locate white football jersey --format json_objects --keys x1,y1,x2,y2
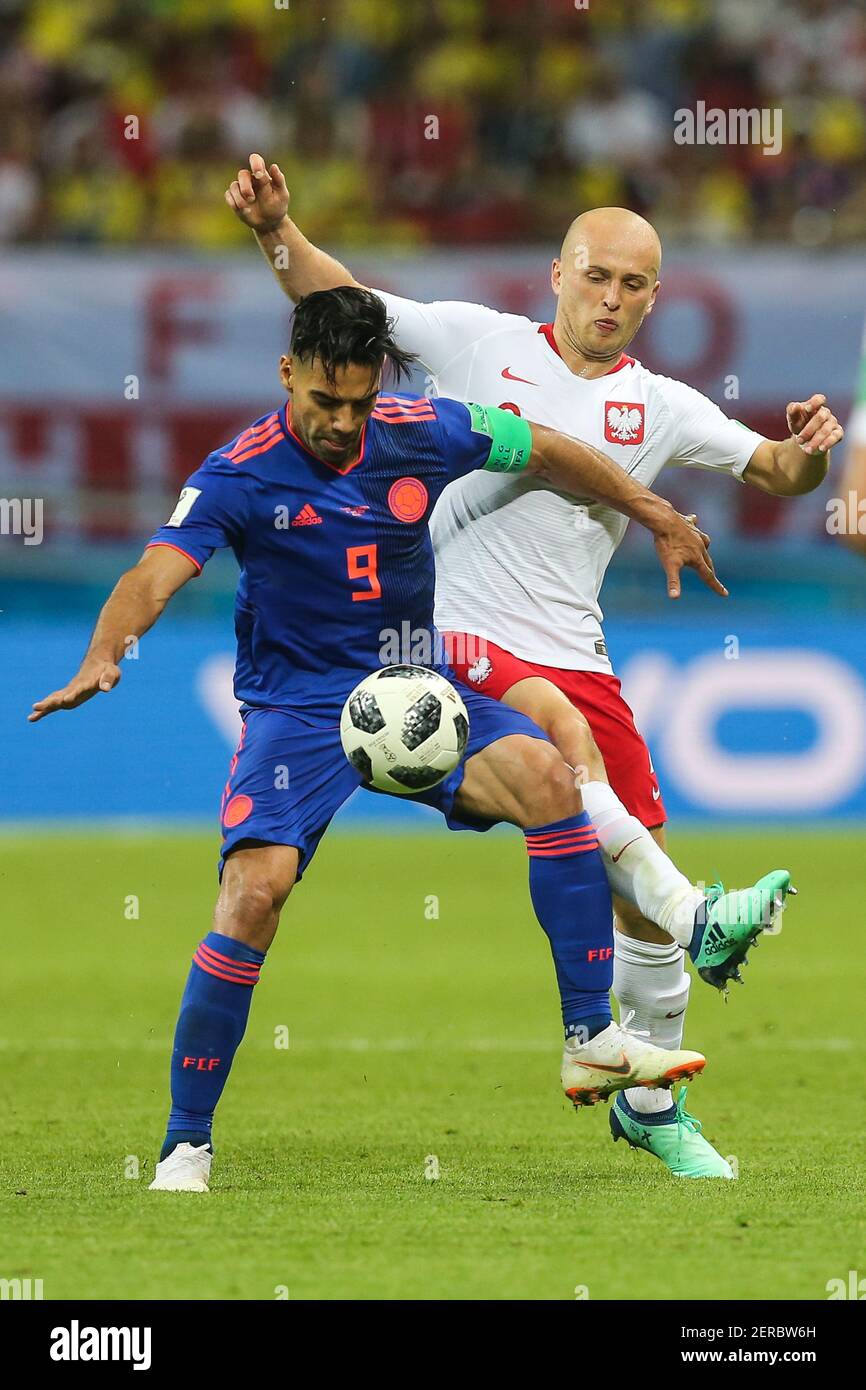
[{"x1": 374, "y1": 291, "x2": 766, "y2": 673}]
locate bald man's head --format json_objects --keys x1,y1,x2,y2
[
  {"x1": 551, "y1": 207, "x2": 662, "y2": 368},
  {"x1": 560, "y1": 208, "x2": 662, "y2": 280}
]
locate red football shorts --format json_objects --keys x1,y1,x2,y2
[{"x1": 443, "y1": 632, "x2": 666, "y2": 829}]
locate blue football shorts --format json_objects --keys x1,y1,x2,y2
[{"x1": 217, "y1": 680, "x2": 549, "y2": 881}]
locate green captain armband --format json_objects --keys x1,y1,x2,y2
[{"x1": 467, "y1": 402, "x2": 533, "y2": 473}]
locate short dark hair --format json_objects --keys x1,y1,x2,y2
[{"x1": 290, "y1": 287, "x2": 417, "y2": 387}]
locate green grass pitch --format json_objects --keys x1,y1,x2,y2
[{"x1": 2, "y1": 826, "x2": 865, "y2": 1302}]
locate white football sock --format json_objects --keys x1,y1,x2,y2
[
  {"x1": 580, "y1": 781, "x2": 703, "y2": 945},
  {"x1": 614, "y1": 931, "x2": 691, "y2": 1114}
]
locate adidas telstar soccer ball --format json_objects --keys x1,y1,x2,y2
[{"x1": 340, "y1": 665, "x2": 470, "y2": 794}]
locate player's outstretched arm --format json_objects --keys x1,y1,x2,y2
[
  {"x1": 28, "y1": 547, "x2": 197, "y2": 722},
  {"x1": 744, "y1": 394, "x2": 842, "y2": 496},
  {"x1": 225, "y1": 153, "x2": 362, "y2": 303},
  {"x1": 525, "y1": 420, "x2": 727, "y2": 599}
]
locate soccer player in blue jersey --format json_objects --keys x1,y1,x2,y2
[{"x1": 30, "y1": 289, "x2": 790, "y2": 1192}]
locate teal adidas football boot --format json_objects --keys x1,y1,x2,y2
[
  {"x1": 610, "y1": 1086, "x2": 733, "y2": 1179},
  {"x1": 691, "y1": 870, "x2": 795, "y2": 991}
]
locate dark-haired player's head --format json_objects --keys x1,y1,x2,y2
[{"x1": 280, "y1": 287, "x2": 417, "y2": 468}]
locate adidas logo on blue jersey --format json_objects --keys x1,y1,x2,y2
[{"x1": 291, "y1": 504, "x2": 323, "y2": 527}]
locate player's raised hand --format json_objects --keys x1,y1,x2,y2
[
  {"x1": 786, "y1": 394, "x2": 844, "y2": 456},
  {"x1": 29, "y1": 657, "x2": 122, "y2": 723},
  {"x1": 225, "y1": 153, "x2": 290, "y2": 234},
  {"x1": 654, "y1": 511, "x2": 728, "y2": 600}
]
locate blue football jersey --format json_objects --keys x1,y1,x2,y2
[{"x1": 147, "y1": 394, "x2": 495, "y2": 717}]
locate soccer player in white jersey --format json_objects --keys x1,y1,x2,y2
[
  {"x1": 839, "y1": 317, "x2": 866, "y2": 558},
  {"x1": 225, "y1": 154, "x2": 841, "y2": 1178}
]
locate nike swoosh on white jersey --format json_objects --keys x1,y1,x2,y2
[{"x1": 501, "y1": 366, "x2": 538, "y2": 385}]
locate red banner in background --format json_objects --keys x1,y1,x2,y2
[{"x1": 0, "y1": 404, "x2": 263, "y2": 540}]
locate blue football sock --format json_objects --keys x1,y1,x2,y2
[
  {"x1": 160, "y1": 931, "x2": 265, "y2": 1161},
  {"x1": 525, "y1": 812, "x2": 614, "y2": 1040}
]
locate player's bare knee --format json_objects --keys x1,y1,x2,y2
[
  {"x1": 550, "y1": 707, "x2": 605, "y2": 784},
  {"x1": 215, "y1": 853, "x2": 296, "y2": 946},
  {"x1": 614, "y1": 898, "x2": 672, "y2": 945},
  {"x1": 614, "y1": 898, "x2": 643, "y2": 935},
  {"x1": 514, "y1": 739, "x2": 583, "y2": 827},
  {"x1": 558, "y1": 704, "x2": 592, "y2": 743},
  {"x1": 218, "y1": 874, "x2": 277, "y2": 925}
]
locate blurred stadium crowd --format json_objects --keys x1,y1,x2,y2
[{"x1": 2, "y1": 0, "x2": 866, "y2": 249}]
